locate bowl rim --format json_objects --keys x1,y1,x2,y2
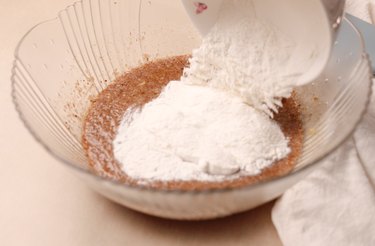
[{"x1": 11, "y1": 11, "x2": 373, "y2": 195}]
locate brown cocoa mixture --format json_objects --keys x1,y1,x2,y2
[{"x1": 82, "y1": 55, "x2": 303, "y2": 190}]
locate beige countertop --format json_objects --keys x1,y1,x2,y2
[{"x1": 0, "y1": 1, "x2": 282, "y2": 245}]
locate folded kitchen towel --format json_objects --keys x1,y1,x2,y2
[{"x1": 272, "y1": 1, "x2": 375, "y2": 245}]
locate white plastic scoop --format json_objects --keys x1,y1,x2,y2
[{"x1": 181, "y1": 0, "x2": 342, "y2": 86}]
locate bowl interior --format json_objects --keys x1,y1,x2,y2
[{"x1": 11, "y1": 0, "x2": 372, "y2": 218}]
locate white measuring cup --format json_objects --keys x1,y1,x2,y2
[{"x1": 181, "y1": 0, "x2": 346, "y2": 86}]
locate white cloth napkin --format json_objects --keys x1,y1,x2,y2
[{"x1": 272, "y1": 1, "x2": 375, "y2": 245}]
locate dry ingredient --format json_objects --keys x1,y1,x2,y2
[
  {"x1": 111, "y1": 0, "x2": 311, "y2": 182},
  {"x1": 113, "y1": 81, "x2": 290, "y2": 181}
]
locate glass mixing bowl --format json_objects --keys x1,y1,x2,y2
[{"x1": 11, "y1": 0, "x2": 372, "y2": 219}]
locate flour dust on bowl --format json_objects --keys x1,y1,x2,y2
[{"x1": 11, "y1": 0, "x2": 372, "y2": 220}]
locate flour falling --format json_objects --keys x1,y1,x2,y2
[
  {"x1": 182, "y1": 0, "x2": 309, "y2": 117},
  {"x1": 113, "y1": 0, "x2": 309, "y2": 182}
]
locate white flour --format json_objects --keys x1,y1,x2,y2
[
  {"x1": 182, "y1": 0, "x2": 302, "y2": 117},
  {"x1": 113, "y1": 81, "x2": 290, "y2": 181},
  {"x1": 113, "y1": 0, "x2": 308, "y2": 181}
]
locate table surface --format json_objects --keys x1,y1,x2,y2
[{"x1": 0, "y1": 1, "x2": 282, "y2": 245}]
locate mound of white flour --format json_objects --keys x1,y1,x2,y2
[
  {"x1": 113, "y1": 81, "x2": 290, "y2": 181},
  {"x1": 113, "y1": 0, "x2": 308, "y2": 181}
]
